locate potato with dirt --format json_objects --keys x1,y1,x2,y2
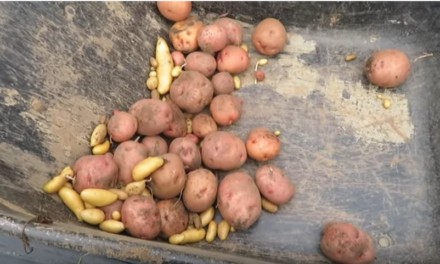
[
  {"x1": 252, "y1": 18, "x2": 287, "y2": 56},
  {"x1": 255, "y1": 165, "x2": 295, "y2": 205},
  {"x1": 217, "y1": 171, "x2": 262, "y2": 230},
  {"x1": 163, "y1": 100, "x2": 187, "y2": 138},
  {"x1": 141, "y1": 136, "x2": 168, "y2": 157},
  {"x1": 246, "y1": 127, "x2": 281, "y2": 162},
  {"x1": 197, "y1": 24, "x2": 228, "y2": 54},
  {"x1": 168, "y1": 137, "x2": 202, "y2": 172},
  {"x1": 214, "y1": 18, "x2": 243, "y2": 46},
  {"x1": 107, "y1": 111, "x2": 138, "y2": 142},
  {"x1": 148, "y1": 153, "x2": 187, "y2": 199},
  {"x1": 183, "y1": 168, "x2": 218, "y2": 213},
  {"x1": 73, "y1": 153, "x2": 118, "y2": 193},
  {"x1": 201, "y1": 131, "x2": 247, "y2": 171},
  {"x1": 321, "y1": 222, "x2": 376, "y2": 264},
  {"x1": 113, "y1": 140, "x2": 148, "y2": 185},
  {"x1": 157, "y1": 198, "x2": 189, "y2": 238},
  {"x1": 169, "y1": 17, "x2": 205, "y2": 54},
  {"x1": 99, "y1": 200, "x2": 123, "y2": 220},
  {"x1": 211, "y1": 72, "x2": 235, "y2": 95},
  {"x1": 184, "y1": 52, "x2": 217, "y2": 77},
  {"x1": 192, "y1": 113, "x2": 218, "y2": 139},
  {"x1": 169, "y1": 71, "x2": 214, "y2": 114},
  {"x1": 121, "y1": 195, "x2": 161, "y2": 240},
  {"x1": 365, "y1": 49, "x2": 411, "y2": 88},
  {"x1": 157, "y1": 1, "x2": 191, "y2": 22},
  {"x1": 217, "y1": 45, "x2": 250, "y2": 74},
  {"x1": 129, "y1": 99, "x2": 173, "y2": 136},
  {"x1": 210, "y1": 94, "x2": 243, "y2": 126}
]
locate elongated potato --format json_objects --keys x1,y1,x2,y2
[
  {"x1": 109, "y1": 189, "x2": 128, "y2": 201},
  {"x1": 80, "y1": 209, "x2": 106, "y2": 225},
  {"x1": 261, "y1": 197, "x2": 279, "y2": 213},
  {"x1": 205, "y1": 220, "x2": 217, "y2": 243},
  {"x1": 217, "y1": 220, "x2": 230, "y2": 240},
  {"x1": 99, "y1": 220, "x2": 125, "y2": 234},
  {"x1": 132, "y1": 157, "x2": 165, "y2": 181},
  {"x1": 200, "y1": 206, "x2": 215, "y2": 227},
  {"x1": 169, "y1": 234, "x2": 185, "y2": 245},
  {"x1": 92, "y1": 140, "x2": 110, "y2": 155},
  {"x1": 125, "y1": 180, "x2": 147, "y2": 196},
  {"x1": 58, "y1": 187, "x2": 85, "y2": 221},
  {"x1": 156, "y1": 37, "x2": 174, "y2": 95},
  {"x1": 44, "y1": 175, "x2": 69, "y2": 194},
  {"x1": 181, "y1": 228, "x2": 206, "y2": 244},
  {"x1": 90, "y1": 124, "x2": 107, "y2": 147},
  {"x1": 80, "y1": 189, "x2": 118, "y2": 207}
]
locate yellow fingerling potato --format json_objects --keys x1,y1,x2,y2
[
  {"x1": 241, "y1": 44, "x2": 249, "y2": 52},
  {"x1": 233, "y1": 76, "x2": 241, "y2": 90},
  {"x1": 169, "y1": 234, "x2": 185, "y2": 245},
  {"x1": 257, "y1": 58, "x2": 268, "y2": 66},
  {"x1": 84, "y1": 202, "x2": 95, "y2": 209},
  {"x1": 186, "y1": 118, "x2": 192, "y2": 134},
  {"x1": 132, "y1": 157, "x2": 164, "y2": 181},
  {"x1": 171, "y1": 66, "x2": 182, "y2": 77},
  {"x1": 112, "y1": 211, "x2": 121, "y2": 221},
  {"x1": 200, "y1": 206, "x2": 215, "y2": 227},
  {"x1": 156, "y1": 37, "x2": 174, "y2": 95},
  {"x1": 141, "y1": 189, "x2": 152, "y2": 197},
  {"x1": 80, "y1": 189, "x2": 118, "y2": 207},
  {"x1": 43, "y1": 175, "x2": 69, "y2": 194},
  {"x1": 109, "y1": 189, "x2": 128, "y2": 201},
  {"x1": 92, "y1": 140, "x2": 110, "y2": 155},
  {"x1": 99, "y1": 220, "x2": 125, "y2": 234},
  {"x1": 63, "y1": 182, "x2": 73, "y2": 189},
  {"x1": 150, "y1": 57, "x2": 158, "y2": 68},
  {"x1": 217, "y1": 220, "x2": 230, "y2": 241},
  {"x1": 261, "y1": 197, "x2": 278, "y2": 213},
  {"x1": 181, "y1": 228, "x2": 206, "y2": 244},
  {"x1": 90, "y1": 123, "x2": 107, "y2": 147},
  {"x1": 80, "y1": 209, "x2": 106, "y2": 225},
  {"x1": 125, "y1": 180, "x2": 146, "y2": 196},
  {"x1": 146, "y1": 76, "x2": 158, "y2": 90},
  {"x1": 230, "y1": 226, "x2": 236, "y2": 232},
  {"x1": 60, "y1": 166, "x2": 74, "y2": 177},
  {"x1": 58, "y1": 187, "x2": 85, "y2": 221},
  {"x1": 205, "y1": 220, "x2": 217, "y2": 243}
]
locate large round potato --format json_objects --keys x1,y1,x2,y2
[
  {"x1": 255, "y1": 165, "x2": 295, "y2": 205},
  {"x1": 157, "y1": 1, "x2": 191, "y2": 22},
  {"x1": 214, "y1": 18, "x2": 243, "y2": 46},
  {"x1": 252, "y1": 18, "x2": 287, "y2": 56},
  {"x1": 169, "y1": 137, "x2": 202, "y2": 172},
  {"x1": 197, "y1": 24, "x2": 228, "y2": 54},
  {"x1": 141, "y1": 136, "x2": 168, "y2": 157},
  {"x1": 217, "y1": 45, "x2": 250, "y2": 74},
  {"x1": 210, "y1": 94, "x2": 243, "y2": 126},
  {"x1": 183, "y1": 168, "x2": 218, "y2": 213},
  {"x1": 169, "y1": 17, "x2": 205, "y2": 54},
  {"x1": 157, "y1": 198, "x2": 189, "y2": 238},
  {"x1": 129, "y1": 99, "x2": 173, "y2": 136},
  {"x1": 212, "y1": 72, "x2": 234, "y2": 95},
  {"x1": 184, "y1": 52, "x2": 217, "y2": 77},
  {"x1": 246, "y1": 127, "x2": 281, "y2": 162},
  {"x1": 192, "y1": 113, "x2": 218, "y2": 139},
  {"x1": 113, "y1": 141, "x2": 148, "y2": 185}
]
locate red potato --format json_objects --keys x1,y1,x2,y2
[
  {"x1": 246, "y1": 127, "x2": 281, "y2": 162},
  {"x1": 201, "y1": 131, "x2": 247, "y2": 171},
  {"x1": 321, "y1": 222, "x2": 376, "y2": 264},
  {"x1": 210, "y1": 94, "x2": 243, "y2": 126},
  {"x1": 217, "y1": 171, "x2": 262, "y2": 230},
  {"x1": 214, "y1": 18, "x2": 243, "y2": 46},
  {"x1": 157, "y1": 1, "x2": 192, "y2": 22},
  {"x1": 185, "y1": 133, "x2": 200, "y2": 144},
  {"x1": 169, "y1": 71, "x2": 214, "y2": 114},
  {"x1": 217, "y1": 45, "x2": 250, "y2": 74},
  {"x1": 141, "y1": 136, "x2": 168, "y2": 157},
  {"x1": 99, "y1": 200, "x2": 123, "y2": 220},
  {"x1": 197, "y1": 24, "x2": 228, "y2": 54},
  {"x1": 73, "y1": 153, "x2": 118, "y2": 193},
  {"x1": 183, "y1": 168, "x2": 218, "y2": 213},
  {"x1": 171, "y1": 51, "x2": 185, "y2": 66},
  {"x1": 255, "y1": 70, "x2": 265, "y2": 81},
  {"x1": 129, "y1": 99, "x2": 173, "y2": 136},
  {"x1": 157, "y1": 198, "x2": 189, "y2": 238},
  {"x1": 169, "y1": 17, "x2": 205, "y2": 54},
  {"x1": 212, "y1": 72, "x2": 235, "y2": 95},
  {"x1": 192, "y1": 113, "x2": 218, "y2": 139},
  {"x1": 107, "y1": 111, "x2": 138, "y2": 142},
  {"x1": 252, "y1": 18, "x2": 287, "y2": 56},
  {"x1": 113, "y1": 141, "x2": 148, "y2": 185},
  {"x1": 163, "y1": 100, "x2": 187, "y2": 138},
  {"x1": 148, "y1": 153, "x2": 187, "y2": 199},
  {"x1": 121, "y1": 195, "x2": 161, "y2": 240},
  {"x1": 255, "y1": 165, "x2": 295, "y2": 205},
  {"x1": 184, "y1": 52, "x2": 217, "y2": 77},
  {"x1": 169, "y1": 137, "x2": 202, "y2": 172}
]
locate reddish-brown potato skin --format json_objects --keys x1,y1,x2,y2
[
  {"x1": 201, "y1": 131, "x2": 247, "y2": 171},
  {"x1": 210, "y1": 94, "x2": 243, "y2": 126},
  {"x1": 212, "y1": 72, "x2": 235, "y2": 95},
  {"x1": 157, "y1": 1, "x2": 191, "y2": 22},
  {"x1": 121, "y1": 195, "x2": 161, "y2": 240},
  {"x1": 169, "y1": 137, "x2": 202, "y2": 172},
  {"x1": 157, "y1": 198, "x2": 189, "y2": 238},
  {"x1": 214, "y1": 18, "x2": 243, "y2": 46},
  {"x1": 252, "y1": 18, "x2": 287, "y2": 56},
  {"x1": 129, "y1": 99, "x2": 173, "y2": 136},
  {"x1": 169, "y1": 17, "x2": 205, "y2": 54},
  {"x1": 255, "y1": 165, "x2": 295, "y2": 205},
  {"x1": 141, "y1": 136, "x2": 168, "y2": 157},
  {"x1": 107, "y1": 111, "x2": 138, "y2": 143},
  {"x1": 113, "y1": 141, "x2": 148, "y2": 185},
  {"x1": 197, "y1": 24, "x2": 228, "y2": 54},
  {"x1": 148, "y1": 153, "x2": 187, "y2": 199},
  {"x1": 246, "y1": 127, "x2": 281, "y2": 162},
  {"x1": 183, "y1": 168, "x2": 218, "y2": 213},
  {"x1": 185, "y1": 133, "x2": 200, "y2": 144},
  {"x1": 99, "y1": 200, "x2": 123, "y2": 220},
  {"x1": 73, "y1": 153, "x2": 118, "y2": 193},
  {"x1": 255, "y1": 70, "x2": 265, "y2": 82},
  {"x1": 184, "y1": 52, "x2": 217, "y2": 77},
  {"x1": 171, "y1": 51, "x2": 185, "y2": 66},
  {"x1": 217, "y1": 172, "x2": 261, "y2": 230},
  {"x1": 321, "y1": 222, "x2": 376, "y2": 264},
  {"x1": 169, "y1": 71, "x2": 214, "y2": 114},
  {"x1": 192, "y1": 113, "x2": 218, "y2": 138},
  {"x1": 365, "y1": 49, "x2": 411, "y2": 88},
  {"x1": 217, "y1": 45, "x2": 250, "y2": 74},
  {"x1": 163, "y1": 100, "x2": 187, "y2": 138}
]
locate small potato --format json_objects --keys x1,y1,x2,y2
[
  {"x1": 261, "y1": 197, "x2": 278, "y2": 213},
  {"x1": 214, "y1": 18, "x2": 243, "y2": 46},
  {"x1": 217, "y1": 172, "x2": 262, "y2": 230},
  {"x1": 129, "y1": 99, "x2": 173, "y2": 136},
  {"x1": 132, "y1": 157, "x2": 165, "y2": 182},
  {"x1": 211, "y1": 72, "x2": 235, "y2": 95},
  {"x1": 109, "y1": 189, "x2": 128, "y2": 201},
  {"x1": 252, "y1": 18, "x2": 287, "y2": 56},
  {"x1": 80, "y1": 189, "x2": 118, "y2": 207},
  {"x1": 181, "y1": 228, "x2": 206, "y2": 244},
  {"x1": 200, "y1": 206, "x2": 215, "y2": 227},
  {"x1": 255, "y1": 165, "x2": 295, "y2": 205},
  {"x1": 217, "y1": 45, "x2": 250, "y2": 74},
  {"x1": 246, "y1": 127, "x2": 281, "y2": 162},
  {"x1": 121, "y1": 195, "x2": 161, "y2": 240},
  {"x1": 217, "y1": 220, "x2": 230, "y2": 241},
  {"x1": 171, "y1": 51, "x2": 185, "y2": 66},
  {"x1": 141, "y1": 136, "x2": 168, "y2": 157},
  {"x1": 255, "y1": 69, "x2": 265, "y2": 82},
  {"x1": 183, "y1": 168, "x2": 218, "y2": 213},
  {"x1": 321, "y1": 222, "x2": 376, "y2": 264},
  {"x1": 192, "y1": 113, "x2": 218, "y2": 139},
  {"x1": 365, "y1": 49, "x2": 411, "y2": 88},
  {"x1": 197, "y1": 24, "x2": 228, "y2": 54},
  {"x1": 210, "y1": 94, "x2": 243, "y2": 126},
  {"x1": 149, "y1": 153, "x2": 187, "y2": 199},
  {"x1": 205, "y1": 220, "x2": 217, "y2": 243},
  {"x1": 157, "y1": 1, "x2": 191, "y2": 22},
  {"x1": 44, "y1": 175, "x2": 69, "y2": 194},
  {"x1": 157, "y1": 198, "x2": 189, "y2": 238},
  {"x1": 125, "y1": 180, "x2": 147, "y2": 196},
  {"x1": 184, "y1": 52, "x2": 217, "y2": 77},
  {"x1": 90, "y1": 124, "x2": 107, "y2": 147},
  {"x1": 113, "y1": 141, "x2": 148, "y2": 185},
  {"x1": 169, "y1": 71, "x2": 214, "y2": 114},
  {"x1": 163, "y1": 100, "x2": 187, "y2": 138},
  {"x1": 107, "y1": 111, "x2": 138, "y2": 143},
  {"x1": 169, "y1": 137, "x2": 202, "y2": 172},
  {"x1": 80, "y1": 209, "x2": 105, "y2": 225},
  {"x1": 99, "y1": 220, "x2": 125, "y2": 234},
  {"x1": 201, "y1": 131, "x2": 247, "y2": 171},
  {"x1": 99, "y1": 200, "x2": 124, "y2": 220},
  {"x1": 169, "y1": 17, "x2": 205, "y2": 54}
]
